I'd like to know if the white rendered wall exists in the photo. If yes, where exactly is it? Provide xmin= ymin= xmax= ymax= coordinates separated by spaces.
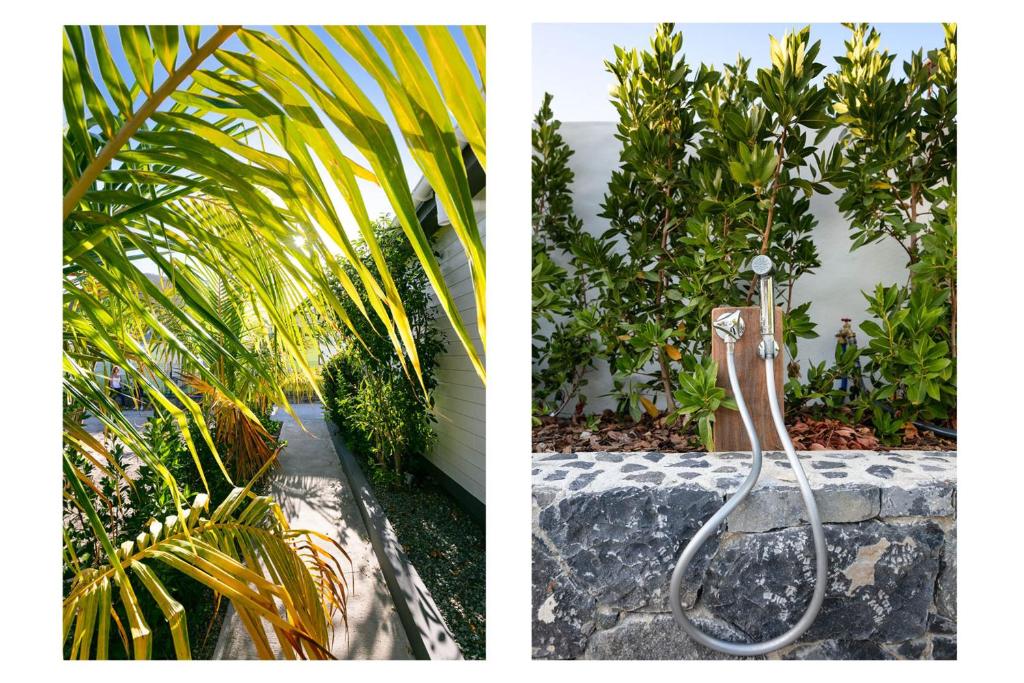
xmin=539 ymin=122 xmax=909 ymax=414
xmin=427 ymin=191 xmax=486 ymax=502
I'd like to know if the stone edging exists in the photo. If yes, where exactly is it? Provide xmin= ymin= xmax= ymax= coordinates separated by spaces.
xmin=328 ymin=418 xmax=462 ymax=660
xmin=532 ymin=450 xmax=956 ymax=660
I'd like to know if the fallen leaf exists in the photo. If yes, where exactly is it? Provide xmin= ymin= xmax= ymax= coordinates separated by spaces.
xmin=639 ymin=396 xmax=661 ymax=418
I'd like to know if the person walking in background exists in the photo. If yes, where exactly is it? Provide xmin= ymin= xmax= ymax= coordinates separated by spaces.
xmin=110 ymin=366 xmax=125 ymax=408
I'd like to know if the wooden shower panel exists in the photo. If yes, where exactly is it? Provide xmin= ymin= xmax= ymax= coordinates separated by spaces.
xmin=710 ymin=306 xmax=785 ymax=452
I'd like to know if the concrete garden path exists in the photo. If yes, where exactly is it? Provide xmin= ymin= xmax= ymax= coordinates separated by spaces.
xmin=214 ymin=403 xmax=414 ymax=659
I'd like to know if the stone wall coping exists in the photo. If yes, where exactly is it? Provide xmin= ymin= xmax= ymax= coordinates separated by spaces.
xmin=533 ymin=450 xmax=955 ymax=498
xmin=533 ymin=450 xmax=956 ymax=531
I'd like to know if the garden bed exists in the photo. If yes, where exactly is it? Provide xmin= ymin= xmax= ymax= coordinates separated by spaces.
xmin=354 ymin=452 xmax=486 ymax=660
xmin=533 ymin=412 xmax=955 ymax=454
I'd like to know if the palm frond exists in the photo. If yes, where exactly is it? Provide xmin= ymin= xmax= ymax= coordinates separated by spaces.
xmin=63 ymin=24 xmax=485 ymax=659
xmin=64 ymin=478 xmax=347 ymax=660
xmin=184 ymin=374 xmax=281 ymax=482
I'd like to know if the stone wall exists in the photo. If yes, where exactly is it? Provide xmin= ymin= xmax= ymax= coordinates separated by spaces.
xmin=532 ymin=450 xmax=956 ymax=660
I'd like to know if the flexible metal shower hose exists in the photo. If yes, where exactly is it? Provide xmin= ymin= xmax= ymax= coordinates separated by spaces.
xmin=668 ymin=345 xmax=828 ymax=656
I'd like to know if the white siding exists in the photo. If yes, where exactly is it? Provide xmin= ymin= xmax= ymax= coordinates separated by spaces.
xmin=427 ymin=193 xmax=486 ymax=503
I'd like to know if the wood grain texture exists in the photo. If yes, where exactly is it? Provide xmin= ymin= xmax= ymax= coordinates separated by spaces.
xmin=710 ymin=306 xmax=785 ymax=451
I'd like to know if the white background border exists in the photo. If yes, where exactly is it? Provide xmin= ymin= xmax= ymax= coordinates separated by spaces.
xmin=3 ymin=0 xmax=1015 ymax=677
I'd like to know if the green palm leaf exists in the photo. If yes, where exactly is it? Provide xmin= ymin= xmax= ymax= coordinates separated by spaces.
xmin=64 ymin=469 xmax=347 ymax=660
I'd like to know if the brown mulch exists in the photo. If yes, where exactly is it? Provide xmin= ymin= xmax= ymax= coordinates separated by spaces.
xmin=532 ymin=411 xmax=955 ymax=453
xmin=886 ymin=420 xmax=957 ymax=451
xmin=789 ymin=417 xmax=881 ymax=450
xmin=533 ymin=411 xmax=701 ymax=453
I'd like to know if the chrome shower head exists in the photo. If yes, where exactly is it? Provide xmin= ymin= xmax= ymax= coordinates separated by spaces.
xmin=751 ymin=254 xmax=774 ymax=276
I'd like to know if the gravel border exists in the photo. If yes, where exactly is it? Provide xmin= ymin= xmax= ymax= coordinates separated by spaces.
xmin=368 ymin=466 xmax=486 ymax=659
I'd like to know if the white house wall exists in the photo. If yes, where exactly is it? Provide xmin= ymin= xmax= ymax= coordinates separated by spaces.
xmin=538 ymin=121 xmax=909 ymax=414
xmin=428 ymin=192 xmax=486 ymax=503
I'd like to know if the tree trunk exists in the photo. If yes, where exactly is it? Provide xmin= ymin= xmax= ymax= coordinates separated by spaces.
xmin=655 ymin=205 xmax=676 ymax=412
xmin=748 ymin=128 xmax=788 ymax=304
xmin=950 ymin=282 xmax=957 ymax=358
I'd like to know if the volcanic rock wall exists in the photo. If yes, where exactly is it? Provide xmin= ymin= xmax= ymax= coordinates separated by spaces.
xmin=532 ymin=450 xmax=956 ymax=660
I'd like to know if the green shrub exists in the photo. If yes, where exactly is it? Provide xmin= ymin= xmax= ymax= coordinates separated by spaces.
xmin=598 ymin=24 xmax=829 ymax=417
xmin=821 ymin=23 xmax=957 ymax=430
xmin=667 ymin=357 xmax=736 ymax=451
xmin=63 ymin=409 xmax=271 ymax=659
xmin=63 ymin=414 xmax=199 ymax=568
xmin=322 ymin=349 xmax=370 ymax=454
xmin=784 ymin=346 xmax=862 ymax=419
xmin=857 ymin=284 xmax=955 ymax=440
xmin=531 ymin=93 xmax=601 ymax=419
xmin=321 ymin=217 xmax=446 ymax=473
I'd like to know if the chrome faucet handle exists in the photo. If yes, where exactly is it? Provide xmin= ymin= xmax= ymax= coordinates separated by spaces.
xmin=713 ymin=310 xmax=745 ymax=343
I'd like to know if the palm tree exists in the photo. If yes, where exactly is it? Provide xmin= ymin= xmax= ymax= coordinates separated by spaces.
xmin=63 ymin=25 xmax=485 ymax=659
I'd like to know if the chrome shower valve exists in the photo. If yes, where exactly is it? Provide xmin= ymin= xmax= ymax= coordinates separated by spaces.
xmin=713 ymin=310 xmax=745 ymax=343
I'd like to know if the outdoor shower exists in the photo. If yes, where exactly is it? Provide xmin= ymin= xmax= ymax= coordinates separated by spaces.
xmin=669 ymin=255 xmax=828 ymax=656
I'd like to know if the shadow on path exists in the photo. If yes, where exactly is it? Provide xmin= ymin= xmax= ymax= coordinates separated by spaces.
xmin=214 ymin=403 xmax=414 ymax=659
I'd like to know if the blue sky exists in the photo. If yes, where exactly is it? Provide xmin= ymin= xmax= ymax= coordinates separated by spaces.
xmin=533 ymin=23 xmax=947 ymax=121
xmin=74 ymin=26 xmax=479 ymax=244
